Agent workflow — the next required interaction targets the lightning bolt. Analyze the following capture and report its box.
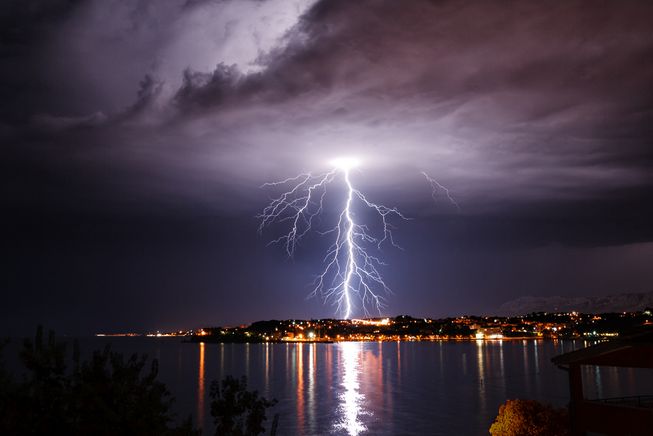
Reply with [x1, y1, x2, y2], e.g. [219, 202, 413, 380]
[421, 171, 460, 211]
[258, 161, 406, 319]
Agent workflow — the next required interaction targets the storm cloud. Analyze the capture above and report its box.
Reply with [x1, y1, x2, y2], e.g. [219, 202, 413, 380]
[2, 0, 653, 333]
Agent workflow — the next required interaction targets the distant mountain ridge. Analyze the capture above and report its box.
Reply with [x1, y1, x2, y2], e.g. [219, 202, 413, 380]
[499, 291, 653, 315]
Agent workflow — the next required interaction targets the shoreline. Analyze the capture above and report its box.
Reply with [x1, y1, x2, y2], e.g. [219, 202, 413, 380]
[181, 335, 591, 344]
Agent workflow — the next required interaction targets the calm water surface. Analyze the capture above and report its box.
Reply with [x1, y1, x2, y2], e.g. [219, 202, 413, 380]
[15, 338, 653, 435]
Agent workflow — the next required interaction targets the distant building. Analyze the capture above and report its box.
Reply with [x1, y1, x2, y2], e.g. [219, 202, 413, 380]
[475, 327, 503, 339]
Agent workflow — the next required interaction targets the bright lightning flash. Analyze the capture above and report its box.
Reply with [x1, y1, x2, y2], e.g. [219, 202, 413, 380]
[258, 158, 406, 319]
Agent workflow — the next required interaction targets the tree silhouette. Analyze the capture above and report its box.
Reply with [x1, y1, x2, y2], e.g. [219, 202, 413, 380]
[0, 326, 199, 436]
[0, 327, 279, 435]
[209, 375, 277, 436]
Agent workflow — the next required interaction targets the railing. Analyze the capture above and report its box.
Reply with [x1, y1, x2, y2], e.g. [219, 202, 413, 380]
[593, 395, 653, 408]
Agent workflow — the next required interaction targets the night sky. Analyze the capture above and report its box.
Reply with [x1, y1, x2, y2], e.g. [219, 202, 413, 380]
[2, 0, 653, 336]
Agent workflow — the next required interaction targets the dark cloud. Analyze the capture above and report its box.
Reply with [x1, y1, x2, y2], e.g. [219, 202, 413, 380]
[0, 0, 83, 123]
[2, 0, 653, 333]
[6, 0, 652, 225]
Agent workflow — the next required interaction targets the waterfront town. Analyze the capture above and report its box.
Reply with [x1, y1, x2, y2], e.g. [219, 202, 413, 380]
[120, 309, 653, 342]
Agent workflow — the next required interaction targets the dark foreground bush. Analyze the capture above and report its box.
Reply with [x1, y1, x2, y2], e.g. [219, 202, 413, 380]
[0, 326, 277, 436]
[0, 326, 198, 435]
[489, 398, 570, 436]
[210, 375, 278, 436]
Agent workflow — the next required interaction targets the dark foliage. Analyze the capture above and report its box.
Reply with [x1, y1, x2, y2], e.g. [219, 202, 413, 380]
[0, 326, 199, 436]
[0, 326, 278, 435]
[210, 375, 277, 436]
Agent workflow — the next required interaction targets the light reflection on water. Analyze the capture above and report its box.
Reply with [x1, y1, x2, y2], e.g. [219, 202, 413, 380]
[296, 342, 304, 431]
[334, 342, 368, 435]
[57, 338, 653, 435]
[476, 340, 487, 418]
[308, 343, 316, 431]
[197, 342, 205, 426]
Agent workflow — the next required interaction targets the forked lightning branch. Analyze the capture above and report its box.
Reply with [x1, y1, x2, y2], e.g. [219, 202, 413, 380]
[258, 157, 455, 319]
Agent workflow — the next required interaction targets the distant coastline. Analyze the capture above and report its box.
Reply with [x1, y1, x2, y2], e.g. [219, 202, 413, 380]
[97, 309, 653, 343]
